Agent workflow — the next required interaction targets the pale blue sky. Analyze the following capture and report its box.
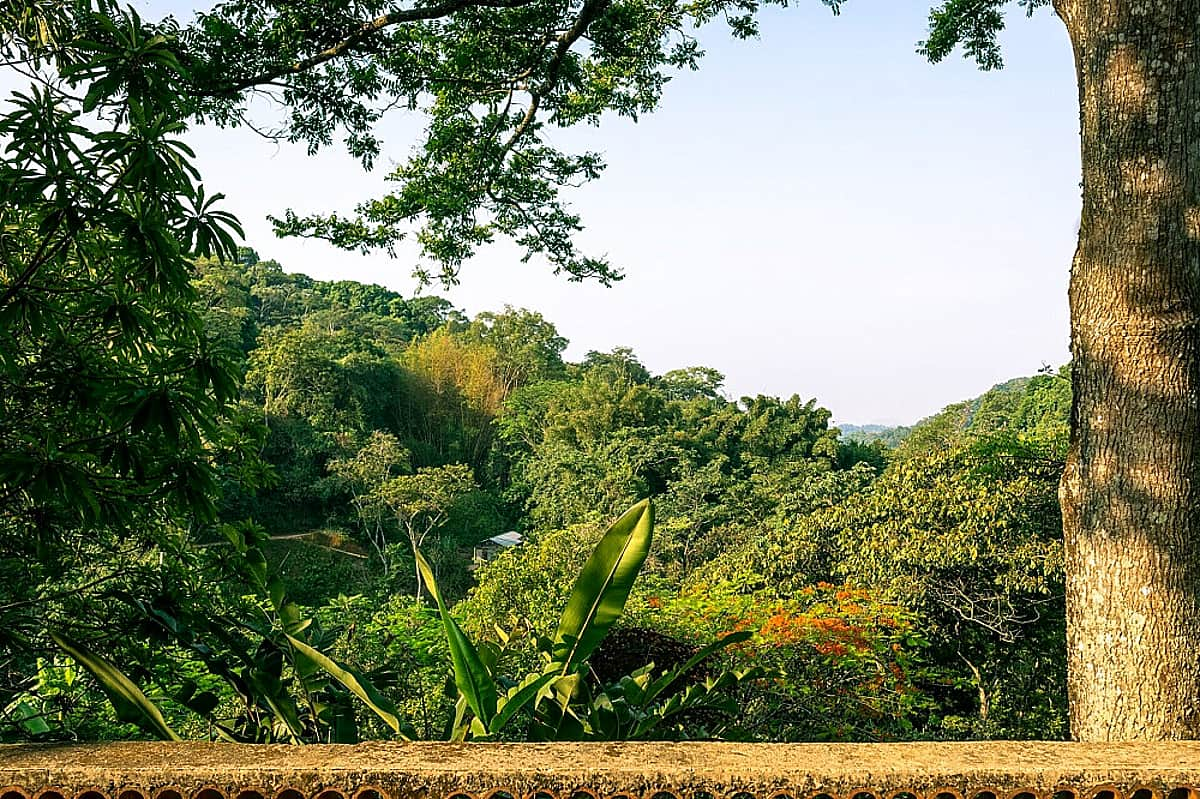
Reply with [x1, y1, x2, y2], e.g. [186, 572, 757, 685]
[177, 0, 1079, 426]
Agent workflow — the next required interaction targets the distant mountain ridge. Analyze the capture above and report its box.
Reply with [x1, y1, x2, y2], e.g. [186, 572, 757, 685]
[838, 423, 912, 448]
[838, 369, 1070, 453]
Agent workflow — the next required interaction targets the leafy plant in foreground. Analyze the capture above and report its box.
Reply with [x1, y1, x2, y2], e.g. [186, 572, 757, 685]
[49, 523, 407, 743]
[418, 499, 773, 740]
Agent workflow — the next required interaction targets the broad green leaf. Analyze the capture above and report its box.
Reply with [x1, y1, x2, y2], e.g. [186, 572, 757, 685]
[490, 671, 558, 734]
[643, 629, 753, 705]
[447, 694, 469, 742]
[267, 577, 286, 612]
[49, 631, 180, 741]
[245, 670, 305, 742]
[330, 701, 359, 744]
[551, 499, 653, 673]
[185, 690, 220, 717]
[415, 548, 498, 730]
[528, 672, 585, 741]
[284, 633, 402, 735]
[633, 666, 774, 739]
[10, 700, 51, 735]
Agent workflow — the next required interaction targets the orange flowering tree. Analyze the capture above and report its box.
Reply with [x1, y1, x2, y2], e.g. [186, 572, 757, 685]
[637, 578, 932, 740]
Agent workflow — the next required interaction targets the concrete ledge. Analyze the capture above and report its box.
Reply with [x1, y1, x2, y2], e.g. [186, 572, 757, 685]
[2, 743, 1200, 799]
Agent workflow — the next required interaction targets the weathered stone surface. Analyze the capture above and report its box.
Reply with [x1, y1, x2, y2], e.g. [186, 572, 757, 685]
[1, 742, 1198, 799]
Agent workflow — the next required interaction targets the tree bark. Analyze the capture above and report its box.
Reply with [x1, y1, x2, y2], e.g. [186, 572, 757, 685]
[1056, 0, 1200, 739]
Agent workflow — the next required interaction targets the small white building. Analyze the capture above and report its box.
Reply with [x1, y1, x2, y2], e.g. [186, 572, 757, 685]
[471, 531, 523, 569]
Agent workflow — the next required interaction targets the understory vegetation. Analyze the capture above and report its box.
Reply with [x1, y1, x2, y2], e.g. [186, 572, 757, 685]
[2, 249, 1072, 743]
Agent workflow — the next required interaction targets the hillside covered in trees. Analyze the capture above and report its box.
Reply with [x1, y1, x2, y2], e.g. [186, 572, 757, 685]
[3, 250, 1073, 743]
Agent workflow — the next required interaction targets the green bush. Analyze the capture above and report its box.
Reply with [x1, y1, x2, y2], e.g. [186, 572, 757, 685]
[262, 533, 373, 606]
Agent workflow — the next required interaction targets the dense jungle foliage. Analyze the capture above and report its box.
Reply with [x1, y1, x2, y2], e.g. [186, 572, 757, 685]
[2, 247, 1073, 743]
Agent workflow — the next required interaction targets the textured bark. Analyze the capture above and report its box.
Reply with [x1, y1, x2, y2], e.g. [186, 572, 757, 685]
[1056, 0, 1200, 739]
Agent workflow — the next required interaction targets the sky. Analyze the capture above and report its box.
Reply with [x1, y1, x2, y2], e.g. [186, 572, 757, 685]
[175, 0, 1080, 426]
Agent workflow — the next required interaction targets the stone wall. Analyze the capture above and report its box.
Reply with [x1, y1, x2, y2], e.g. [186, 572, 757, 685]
[2, 743, 1199, 799]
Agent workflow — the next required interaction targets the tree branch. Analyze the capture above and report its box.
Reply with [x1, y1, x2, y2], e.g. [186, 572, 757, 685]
[207, 0, 547, 95]
[496, 0, 610, 162]
[0, 570, 129, 614]
[0, 212, 70, 309]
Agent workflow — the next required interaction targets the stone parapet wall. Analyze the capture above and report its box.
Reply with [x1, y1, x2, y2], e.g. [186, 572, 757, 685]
[2, 743, 1199, 799]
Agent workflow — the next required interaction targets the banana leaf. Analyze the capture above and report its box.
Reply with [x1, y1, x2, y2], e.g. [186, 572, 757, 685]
[550, 499, 653, 673]
[415, 548, 498, 730]
[642, 629, 753, 705]
[489, 671, 558, 735]
[49, 630, 181, 741]
[284, 633, 403, 735]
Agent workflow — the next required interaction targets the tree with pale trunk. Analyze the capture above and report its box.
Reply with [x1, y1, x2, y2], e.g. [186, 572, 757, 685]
[328, 432, 412, 577]
[377, 464, 476, 605]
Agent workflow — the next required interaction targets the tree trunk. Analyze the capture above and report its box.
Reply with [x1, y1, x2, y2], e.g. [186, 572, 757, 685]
[1056, 0, 1200, 739]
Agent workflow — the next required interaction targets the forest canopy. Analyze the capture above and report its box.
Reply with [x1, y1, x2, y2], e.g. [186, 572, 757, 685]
[2, 246, 1073, 742]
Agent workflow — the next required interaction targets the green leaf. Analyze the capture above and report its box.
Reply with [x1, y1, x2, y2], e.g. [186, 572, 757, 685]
[415, 548, 497, 731]
[10, 700, 51, 735]
[490, 671, 558, 735]
[550, 499, 653, 673]
[185, 690, 220, 717]
[643, 630, 752, 705]
[529, 675, 587, 742]
[245, 670, 305, 742]
[284, 633, 403, 735]
[330, 700, 359, 744]
[447, 694, 470, 742]
[633, 666, 775, 739]
[49, 631, 181, 741]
